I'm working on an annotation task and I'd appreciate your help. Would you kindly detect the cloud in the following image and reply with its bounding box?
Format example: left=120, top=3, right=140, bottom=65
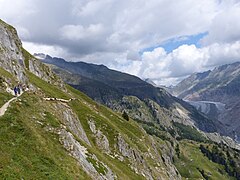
left=126, top=50, right=142, bottom=61
left=22, top=41, right=66, bottom=58
left=1, top=0, right=240, bottom=86
left=205, top=41, right=240, bottom=67
left=60, top=24, right=105, bottom=41
left=118, top=41, right=240, bottom=86
left=0, top=0, right=36, bottom=21
left=202, top=3, right=240, bottom=45
left=0, top=0, right=224, bottom=56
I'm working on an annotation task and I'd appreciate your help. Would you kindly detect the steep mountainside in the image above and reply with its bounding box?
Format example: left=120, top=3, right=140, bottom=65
left=172, top=62, right=240, bottom=142
left=39, top=55, right=223, bottom=134
left=0, top=19, right=181, bottom=180
left=2, top=19, right=240, bottom=179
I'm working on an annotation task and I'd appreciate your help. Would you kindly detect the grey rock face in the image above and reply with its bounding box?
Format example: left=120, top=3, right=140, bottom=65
left=117, top=135, right=153, bottom=180
left=88, top=119, right=110, bottom=154
left=29, top=58, right=65, bottom=87
left=54, top=102, right=91, bottom=146
left=117, top=134, right=181, bottom=180
left=59, top=129, right=115, bottom=180
left=117, top=135, right=142, bottom=161
left=0, top=20, right=27, bottom=82
left=0, top=20, right=64, bottom=88
left=150, top=137, right=181, bottom=180
left=95, top=131, right=110, bottom=154
left=205, top=132, right=240, bottom=150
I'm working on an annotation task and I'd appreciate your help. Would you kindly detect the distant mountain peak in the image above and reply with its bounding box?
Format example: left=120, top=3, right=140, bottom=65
left=214, top=61, right=240, bottom=71
left=34, top=53, right=48, bottom=59
left=144, top=78, right=157, bottom=86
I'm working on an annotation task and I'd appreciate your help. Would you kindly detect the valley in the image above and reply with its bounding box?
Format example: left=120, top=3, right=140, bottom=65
left=172, top=62, right=240, bottom=142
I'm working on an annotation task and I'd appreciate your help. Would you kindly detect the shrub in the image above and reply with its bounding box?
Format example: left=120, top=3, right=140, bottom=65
left=122, top=110, right=129, bottom=121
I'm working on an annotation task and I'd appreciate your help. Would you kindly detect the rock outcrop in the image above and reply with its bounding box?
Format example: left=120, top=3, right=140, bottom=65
left=88, top=119, right=110, bottom=154
left=0, top=20, right=27, bottom=82
left=53, top=102, right=91, bottom=146
left=59, top=129, right=115, bottom=180
left=0, top=19, right=64, bottom=88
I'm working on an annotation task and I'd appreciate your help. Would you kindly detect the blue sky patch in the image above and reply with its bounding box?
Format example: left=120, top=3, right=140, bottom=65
left=141, top=32, right=208, bottom=54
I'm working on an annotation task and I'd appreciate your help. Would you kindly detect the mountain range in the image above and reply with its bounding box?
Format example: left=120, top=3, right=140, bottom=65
left=172, top=62, right=240, bottom=142
left=1, top=19, right=240, bottom=179
left=39, top=54, right=222, bottom=133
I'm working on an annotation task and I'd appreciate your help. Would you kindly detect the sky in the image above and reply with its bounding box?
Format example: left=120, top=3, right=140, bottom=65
left=0, top=0, right=240, bottom=86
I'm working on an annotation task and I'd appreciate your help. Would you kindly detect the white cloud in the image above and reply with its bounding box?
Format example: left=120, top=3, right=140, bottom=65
left=1, top=0, right=240, bottom=86
left=154, top=77, right=186, bottom=87
left=60, top=24, right=105, bottom=41
left=22, top=41, right=66, bottom=58
left=0, top=0, right=224, bottom=55
left=169, top=45, right=207, bottom=76
left=205, top=41, right=240, bottom=67
left=202, top=3, right=240, bottom=45
left=16, top=27, right=31, bottom=39
left=117, top=41, right=240, bottom=86
left=0, top=0, right=36, bottom=21
left=126, top=50, right=141, bottom=61
left=140, top=47, right=170, bottom=79
left=72, top=0, right=114, bottom=17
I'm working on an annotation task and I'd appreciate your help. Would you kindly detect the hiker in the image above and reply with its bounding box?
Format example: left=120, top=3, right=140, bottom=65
left=17, top=85, right=21, bottom=95
left=14, top=86, right=18, bottom=96
left=22, top=84, right=26, bottom=91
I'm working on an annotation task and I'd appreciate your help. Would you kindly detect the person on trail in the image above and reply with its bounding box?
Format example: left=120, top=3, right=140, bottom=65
left=17, top=85, right=21, bottom=95
left=14, top=87, right=18, bottom=96
left=22, top=84, right=26, bottom=91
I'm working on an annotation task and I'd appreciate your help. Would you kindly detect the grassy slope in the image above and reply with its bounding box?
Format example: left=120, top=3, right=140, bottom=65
left=0, top=69, right=236, bottom=179
left=35, top=71, right=154, bottom=179
left=67, top=86, right=147, bottom=179
left=0, top=69, right=89, bottom=179
left=0, top=68, right=14, bottom=106
left=174, top=140, right=233, bottom=180
left=30, top=71, right=232, bottom=179
left=0, top=92, right=90, bottom=179
left=0, top=92, right=13, bottom=107
left=7, top=70, right=146, bottom=179
left=0, top=67, right=14, bottom=79
left=26, top=70, right=70, bottom=99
